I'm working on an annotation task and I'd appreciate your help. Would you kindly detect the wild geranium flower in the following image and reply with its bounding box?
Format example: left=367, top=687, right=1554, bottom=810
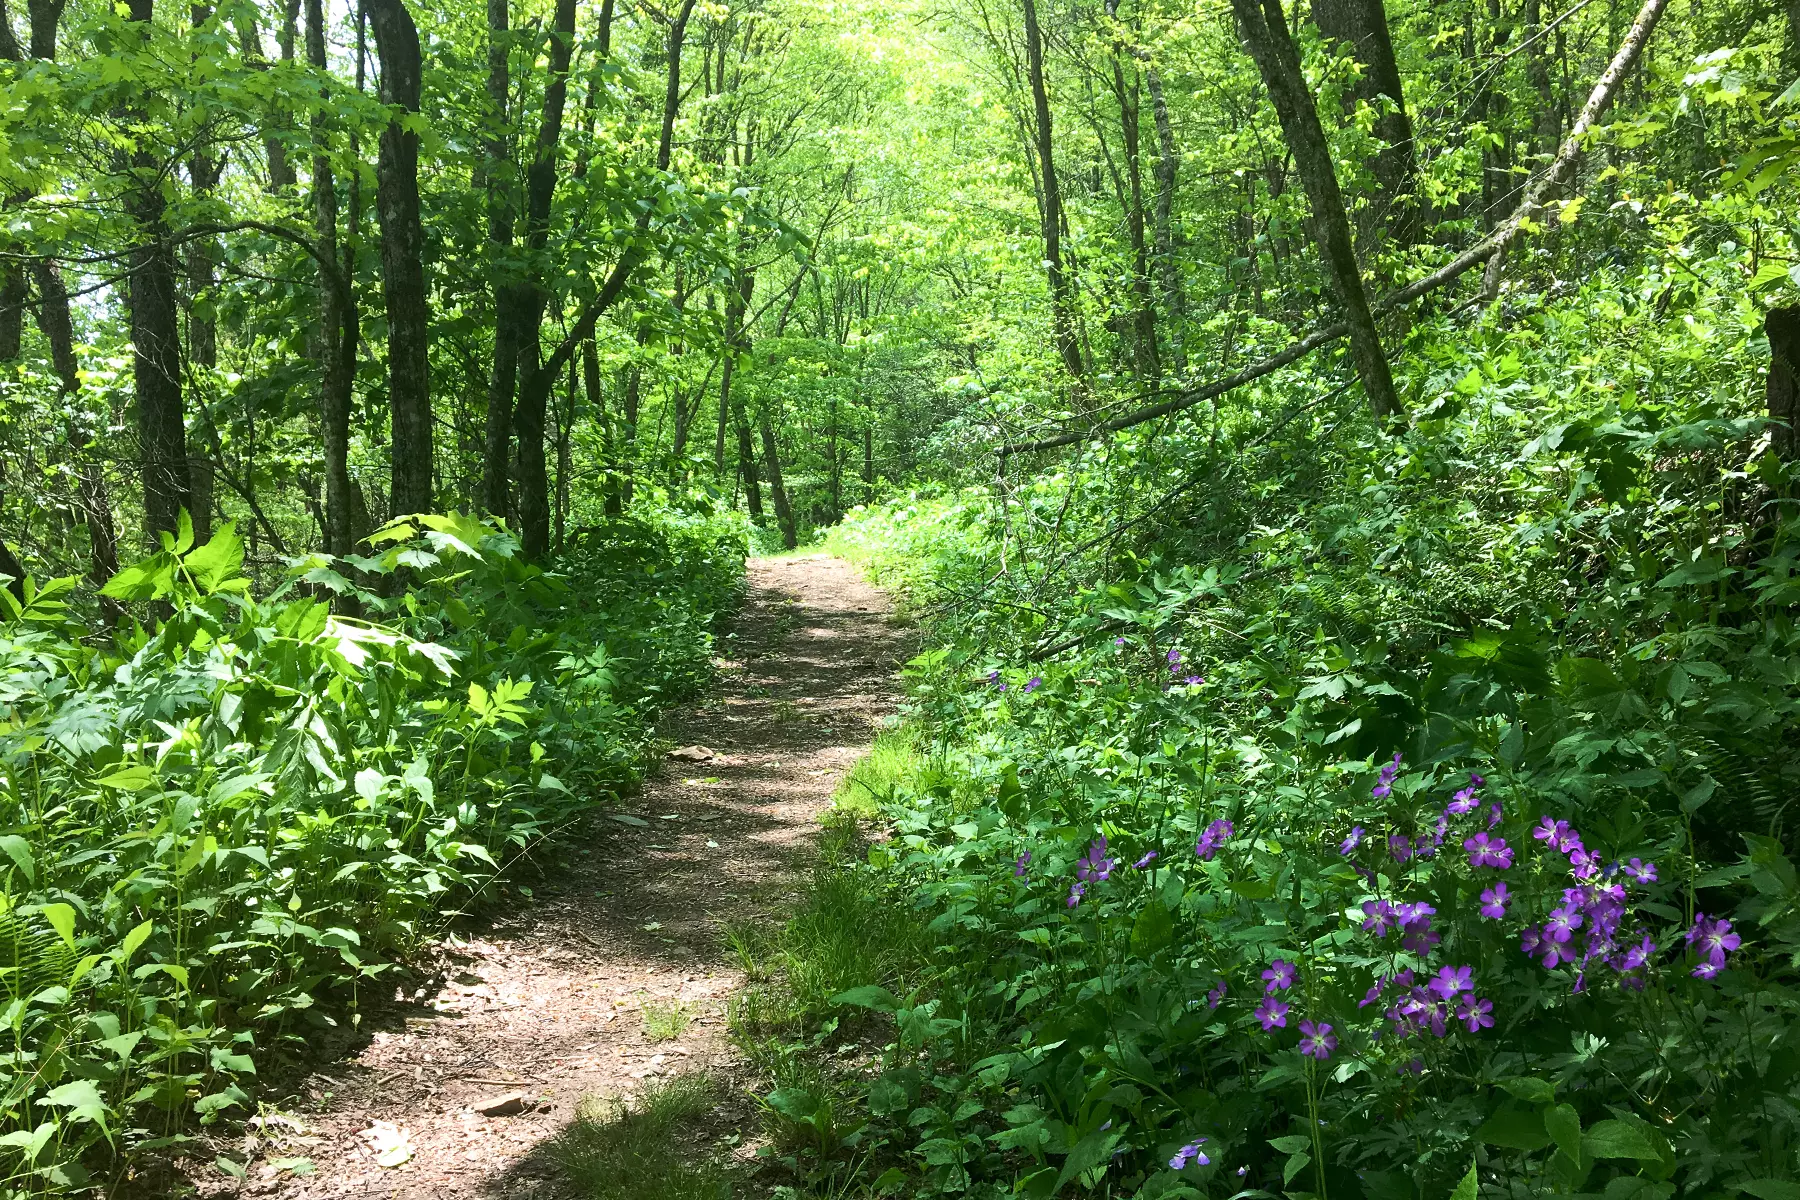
left=1340, top=826, right=1366, bottom=855
left=1486, top=802, right=1504, bottom=829
left=1520, top=925, right=1543, bottom=956
left=1298, top=1020, right=1338, bottom=1060
left=984, top=669, right=1000, bottom=685
left=1447, top=778, right=1482, bottom=815
left=1622, top=857, right=1658, bottom=884
left=1534, top=817, right=1572, bottom=848
left=1388, top=833, right=1413, bottom=864
left=1544, top=905, right=1583, bottom=943
left=1169, top=1138, right=1210, bottom=1170
left=1014, top=851, right=1032, bottom=877
left=1133, top=850, right=1159, bottom=869
left=1254, top=997, right=1289, bottom=1030
left=1183, top=674, right=1203, bottom=685
left=1076, top=837, right=1116, bottom=883
left=1567, top=845, right=1601, bottom=881
left=1066, top=881, right=1086, bottom=908
left=1361, top=899, right=1397, bottom=936
left=1024, top=676, right=1042, bottom=693
left=1540, top=940, right=1575, bottom=970
left=1113, top=637, right=1126, bottom=647
left=1206, top=981, right=1227, bottom=1009
left=1687, top=913, right=1740, bottom=970
left=1261, top=959, right=1297, bottom=993
left=1372, top=752, right=1402, bottom=799
left=1616, top=933, right=1657, bottom=972
left=1359, top=980, right=1385, bottom=1008
left=1479, top=883, right=1510, bottom=919
left=1464, top=833, right=1513, bottom=869
left=1428, top=965, right=1473, bottom=1002
left=1457, top=995, right=1494, bottom=1032
left=1195, top=819, right=1233, bottom=861
left=1397, top=903, right=1439, bottom=954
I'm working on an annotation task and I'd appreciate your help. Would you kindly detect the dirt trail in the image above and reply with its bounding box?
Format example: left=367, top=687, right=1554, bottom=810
left=233, top=554, right=908, bottom=1199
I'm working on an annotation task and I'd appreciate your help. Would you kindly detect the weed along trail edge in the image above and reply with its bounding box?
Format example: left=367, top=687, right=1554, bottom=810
left=234, top=555, right=909, bottom=1199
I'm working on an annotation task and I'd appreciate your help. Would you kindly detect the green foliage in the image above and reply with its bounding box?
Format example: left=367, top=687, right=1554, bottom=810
left=552, top=1074, right=733, bottom=1200
left=0, top=506, right=741, bottom=1191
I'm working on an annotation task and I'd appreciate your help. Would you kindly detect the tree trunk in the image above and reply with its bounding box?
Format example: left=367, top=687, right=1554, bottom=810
left=862, top=423, right=874, bottom=503
left=736, top=405, right=763, bottom=522
left=480, top=0, right=517, bottom=518
left=1311, top=0, right=1418, bottom=246
left=759, top=410, right=796, bottom=549
left=0, top=267, right=21, bottom=361
left=127, top=0, right=190, bottom=542
left=1146, top=67, right=1186, bottom=374
left=514, top=0, right=581, bottom=560
left=584, top=336, right=622, bottom=517
left=1021, top=0, right=1083, bottom=381
left=1769, top=306, right=1800, bottom=462
left=1107, top=0, right=1159, bottom=383
left=367, top=0, right=433, bottom=517
left=1231, top=0, right=1401, bottom=426
left=0, top=535, right=25, bottom=604
left=715, top=262, right=754, bottom=475
left=26, top=0, right=63, bottom=59
left=308, top=0, right=356, bottom=556
left=555, top=355, right=575, bottom=550
left=186, top=90, right=220, bottom=543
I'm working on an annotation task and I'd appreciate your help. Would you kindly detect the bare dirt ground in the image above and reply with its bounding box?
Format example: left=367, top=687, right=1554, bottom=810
left=214, top=554, right=908, bottom=1199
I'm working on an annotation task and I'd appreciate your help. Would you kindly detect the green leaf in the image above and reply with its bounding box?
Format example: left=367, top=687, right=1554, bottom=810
left=830, top=985, right=901, bottom=1012
left=1268, top=1135, right=1311, bottom=1154
left=1450, top=1161, right=1479, bottom=1200
left=1546, top=1103, right=1581, bottom=1160
left=1282, top=1151, right=1312, bottom=1187
left=1497, top=1076, right=1555, bottom=1105
left=1130, top=898, right=1174, bottom=953
left=0, top=835, right=35, bottom=882
left=40, top=903, right=75, bottom=949
left=1478, top=1103, right=1550, bottom=1151
left=118, top=920, right=153, bottom=967
left=1737, top=1182, right=1800, bottom=1200
left=182, top=522, right=246, bottom=593
left=1584, top=1119, right=1665, bottom=1161
left=43, top=1079, right=110, bottom=1134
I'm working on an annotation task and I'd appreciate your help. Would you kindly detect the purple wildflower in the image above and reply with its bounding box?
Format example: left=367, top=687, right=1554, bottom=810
left=1261, top=959, right=1297, bottom=993
left=1359, top=980, right=1384, bottom=1008
left=1520, top=925, right=1543, bottom=957
left=1464, top=832, right=1514, bottom=870
left=1195, top=818, right=1234, bottom=861
left=1340, top=826, right=1366, bottom=855
left=1299, top=1020, right=1338, bottom=1061
left=1544, top=905, right=1583, bottom=943
left=1024, top=676, right=1042, bottom=693
left=1206, top=981, right=1227, bottom=1010
left=1361, top=900, right=1397, bottom=936
left=1617, top=933, right=1656, bottom=972
left=1372, top=752, right=1402, bottom=799
left=1534, top=817, right=1572, bottom=848
left=1076, top=836, right=1115, bottom=883
left=1622, top=857, right=1658, bottom=884
left=1457, top=995, right=1494, bottom=1032
left=1183, top=674, right=1203, bottom=685
left=1169, top=1139, right=1210, bottom=1170
left=1687, top=913, right=1740, bottom=969
left=1133, top=850, right=1159, bottom=869
left=1067, top=881, right=1085, bottom=908
left=1254, top=997, right=1289, bottom=1030
left=1479, top=883, right=1510, bottom=919
left=1428, top=965, right=1473, bottom=1002
left=1389, top=833, right=1413, bottom=864
left=1014, top=851, right=1032, bottom=877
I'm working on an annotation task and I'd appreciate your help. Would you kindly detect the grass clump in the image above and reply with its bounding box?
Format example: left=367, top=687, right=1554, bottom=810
left=640, top=998, right=691, bottom=1042
left=830, top=725, right=919, bottom=821
left=553, top=1075, right=732, bottom=1200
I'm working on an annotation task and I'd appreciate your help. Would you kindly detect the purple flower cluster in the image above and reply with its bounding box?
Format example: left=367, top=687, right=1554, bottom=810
left=1024, top=676, right=1043, bottom=693
left=1360, top=900, right=1439, bottom=953
left=1014, top=851, right=1032, bottom=877
left=1362, top=966, right=1493, bottom=1039
left=985, top=669, right=1006, bottom=692
left=1169, top=1138, right=1210, bottom=1170
left=1518, top=816, right=1675, bottom=990
left=1195, top=819, right=1234, bottom=861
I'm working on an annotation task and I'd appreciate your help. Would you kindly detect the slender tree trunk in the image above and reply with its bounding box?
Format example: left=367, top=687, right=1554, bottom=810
left=1766, top=306, right=1800, bottom=462
left=185, top=66, right=220, bottom=543
left=308, top=0, right=356, bottom=556
left=514, top=0, right=580, bottom=560
left=1021, top=0, right=1083, bottom=381
left=35, top=261, right=119, bottom=609
left=0, top=536, right=24, bottom=604
left=1107, top=0, right=1159, bottom=383
left=1231, top=0, right=1401, bottom=426
left=1524, top=0, right=1559, bottom=158
left=736, top=406, right=763, bottom=521
left=759, top=410, right=796, bottom=549
left=862, top=423, right=874, bottom=503
left=367, top=0, right=433, bottom=516
left=1311, top=0, right=1418, bottom=246
left=127, top=0, right=191, bottom=541
left=480, top=0, right=517, bottom=517
left=1145, top=67, right=1186, bottom=374
left=584, top=337, right=623, bottom=517
left=715, top=261, right=754, bottom=474
left=0, top=268, right=21, bottom=361
left=555, top=355, right=575, bottom=550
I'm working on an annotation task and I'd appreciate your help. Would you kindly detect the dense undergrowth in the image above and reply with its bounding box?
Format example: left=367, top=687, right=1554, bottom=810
left=740, top=254, right=1800, bottom=1200
left=0, top=505, right=743, bottom=1192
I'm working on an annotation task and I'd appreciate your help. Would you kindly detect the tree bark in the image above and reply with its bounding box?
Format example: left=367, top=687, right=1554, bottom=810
left=1769, top=306, right=1800, bottom=462
left=1021, top=0, right=1084, bottom=380
left=1106, top=0, right=1159, bottom=383
left=479, top=0, right=517, bottom=518
left=1231, top=0, right=1401, bottom=426
left=27, top=0, right=65, bottom=60
left=736, top=404, right=763, bottom=521
left=1145, top=67, right=1186, bottom=374
left=0, top=267, right=21, bottom=361
left=513, top=0, right=579, bottom=560
left=759, top=409, right=796, bottom=549
left=127, top=0, right=192, bottom=541
left=1311, top=0, right=1418, bottom=246
left=308, top=0, right=357, bottom=557
left=367, top=0, right=433, bottom=517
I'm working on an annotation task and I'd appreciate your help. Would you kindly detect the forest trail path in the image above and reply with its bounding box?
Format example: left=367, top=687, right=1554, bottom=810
left=240, top=554, right=908, bottom=1199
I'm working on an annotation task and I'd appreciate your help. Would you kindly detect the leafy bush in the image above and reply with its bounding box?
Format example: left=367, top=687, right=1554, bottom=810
left=0, top=507, right=741, bottom=1192
left=791, top=256, right=1800, bottom=1198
